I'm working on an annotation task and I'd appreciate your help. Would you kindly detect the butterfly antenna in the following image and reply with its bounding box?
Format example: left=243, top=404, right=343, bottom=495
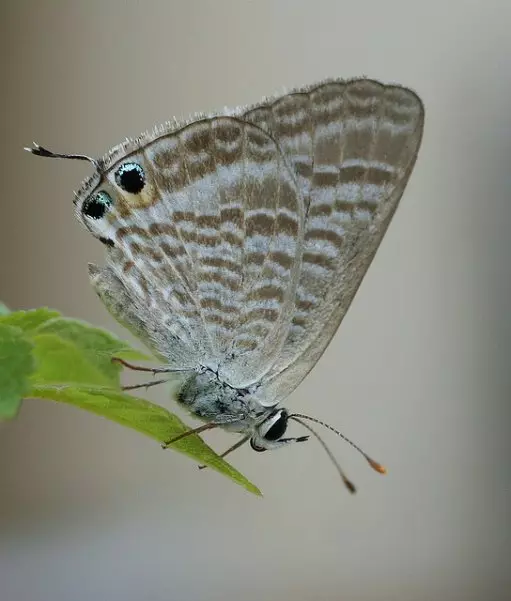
left=290, top=416, right=356, bottom=493
left=289, top=413, right=387, bottom=475
left=24, top=142, right=100, bottom=171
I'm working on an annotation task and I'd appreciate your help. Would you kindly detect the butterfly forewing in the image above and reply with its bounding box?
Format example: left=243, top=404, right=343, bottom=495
left=242, top=80, right=424, bottom=402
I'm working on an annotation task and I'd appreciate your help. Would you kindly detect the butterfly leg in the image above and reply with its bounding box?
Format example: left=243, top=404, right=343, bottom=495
left=161, top=422, right=219, bottom=449
left=197, top=434, right=252, bottom=470
left=197, top=434, right=309, bottom=469
left=112, top=356, right=189, bottom=374
left=161, top=413, right=248, bottom=449
left=121, top=378, right=169, bottom=392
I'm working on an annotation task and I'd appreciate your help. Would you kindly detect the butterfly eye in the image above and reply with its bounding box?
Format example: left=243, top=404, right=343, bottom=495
left=82, top=191, right=112, bottom=220
left=115, top=162, right=145, bottom=194
left=261, top=409, right=289, bottom=441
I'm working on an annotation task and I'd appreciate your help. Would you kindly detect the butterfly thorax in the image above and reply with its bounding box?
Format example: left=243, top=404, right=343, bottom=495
left=176, top=369, right=268, bottom=433
left=176, top=369, right=309, bottom=452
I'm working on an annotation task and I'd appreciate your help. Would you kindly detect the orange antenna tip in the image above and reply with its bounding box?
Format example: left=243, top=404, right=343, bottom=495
left=367, top=458, right=387, bottom=474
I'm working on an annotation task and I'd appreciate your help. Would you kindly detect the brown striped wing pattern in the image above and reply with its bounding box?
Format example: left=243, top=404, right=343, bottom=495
left=242, top=79, right=424, bottom=403
left=78, top=117, right=306, bottom=387
left=76, top=77, right=424, bottom=400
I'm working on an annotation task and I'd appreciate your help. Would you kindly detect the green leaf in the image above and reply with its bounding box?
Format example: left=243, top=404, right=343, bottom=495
left=0, top=324, right=35, bottom=419
left=30, top=384, right=261, bottom=496
left=30, top=333, right=113, bottom=387
left=0, top=303, right=10, bottom=316
left=0, top=308, right=60, bottom=333
left=1, top=307, right=260, bottom=494
left=34, top=317, right=152, bottom=386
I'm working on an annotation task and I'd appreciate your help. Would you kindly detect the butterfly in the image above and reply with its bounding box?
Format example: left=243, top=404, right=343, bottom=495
left=27, top=77, right=424, bottom=491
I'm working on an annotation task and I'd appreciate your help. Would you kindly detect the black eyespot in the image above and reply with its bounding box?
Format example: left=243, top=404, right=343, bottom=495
left=115, top=162, right=145, bottom=194
left=99, top=236, right=115, bottom=247
left=263, top=410, right=289, bottom=441
left=82, top=191, right=112, bottom=220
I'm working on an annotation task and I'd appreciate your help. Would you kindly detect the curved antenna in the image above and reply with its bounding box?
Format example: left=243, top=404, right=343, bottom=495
left=24, top=142, right=100, bottom=171
left=289, top=413, right=387, bottom=475
left=290, top=416, right=356, bottom=493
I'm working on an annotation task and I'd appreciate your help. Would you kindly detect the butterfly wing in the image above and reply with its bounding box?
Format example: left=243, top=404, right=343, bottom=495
left=76, top=117, right=306, bottom=383
left=75, top=77, right=423, bottom=399
left=241, top=79, right=424, bottom=403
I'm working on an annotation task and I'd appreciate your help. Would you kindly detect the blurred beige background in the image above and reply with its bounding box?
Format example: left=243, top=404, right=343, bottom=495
left=1, top=1, right=511, bottom=600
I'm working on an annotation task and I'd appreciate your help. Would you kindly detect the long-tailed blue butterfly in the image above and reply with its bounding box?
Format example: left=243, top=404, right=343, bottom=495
left=27, top=77, right=424, bottom=491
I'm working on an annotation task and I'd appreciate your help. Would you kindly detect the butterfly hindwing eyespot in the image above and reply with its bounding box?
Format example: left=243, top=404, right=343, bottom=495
left=114, top=162, right=146, bottom=194
left=82, top=191, right=113, bottom=220
left=99, top=236, right=115, bottom=247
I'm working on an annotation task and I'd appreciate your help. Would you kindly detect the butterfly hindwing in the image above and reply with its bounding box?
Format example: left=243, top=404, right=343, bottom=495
left=78, top=117, right=305, bottom=385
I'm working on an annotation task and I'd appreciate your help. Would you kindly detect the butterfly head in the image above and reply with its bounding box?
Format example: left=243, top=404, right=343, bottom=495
left=250, top=408, right=308, bottom=452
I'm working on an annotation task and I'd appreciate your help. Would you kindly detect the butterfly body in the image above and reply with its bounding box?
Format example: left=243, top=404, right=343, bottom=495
left=175, top=367, right=301, bottom=451
left=176, top=367, right=262, bottom=428
left=29, top=77, right=424, bottom=456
